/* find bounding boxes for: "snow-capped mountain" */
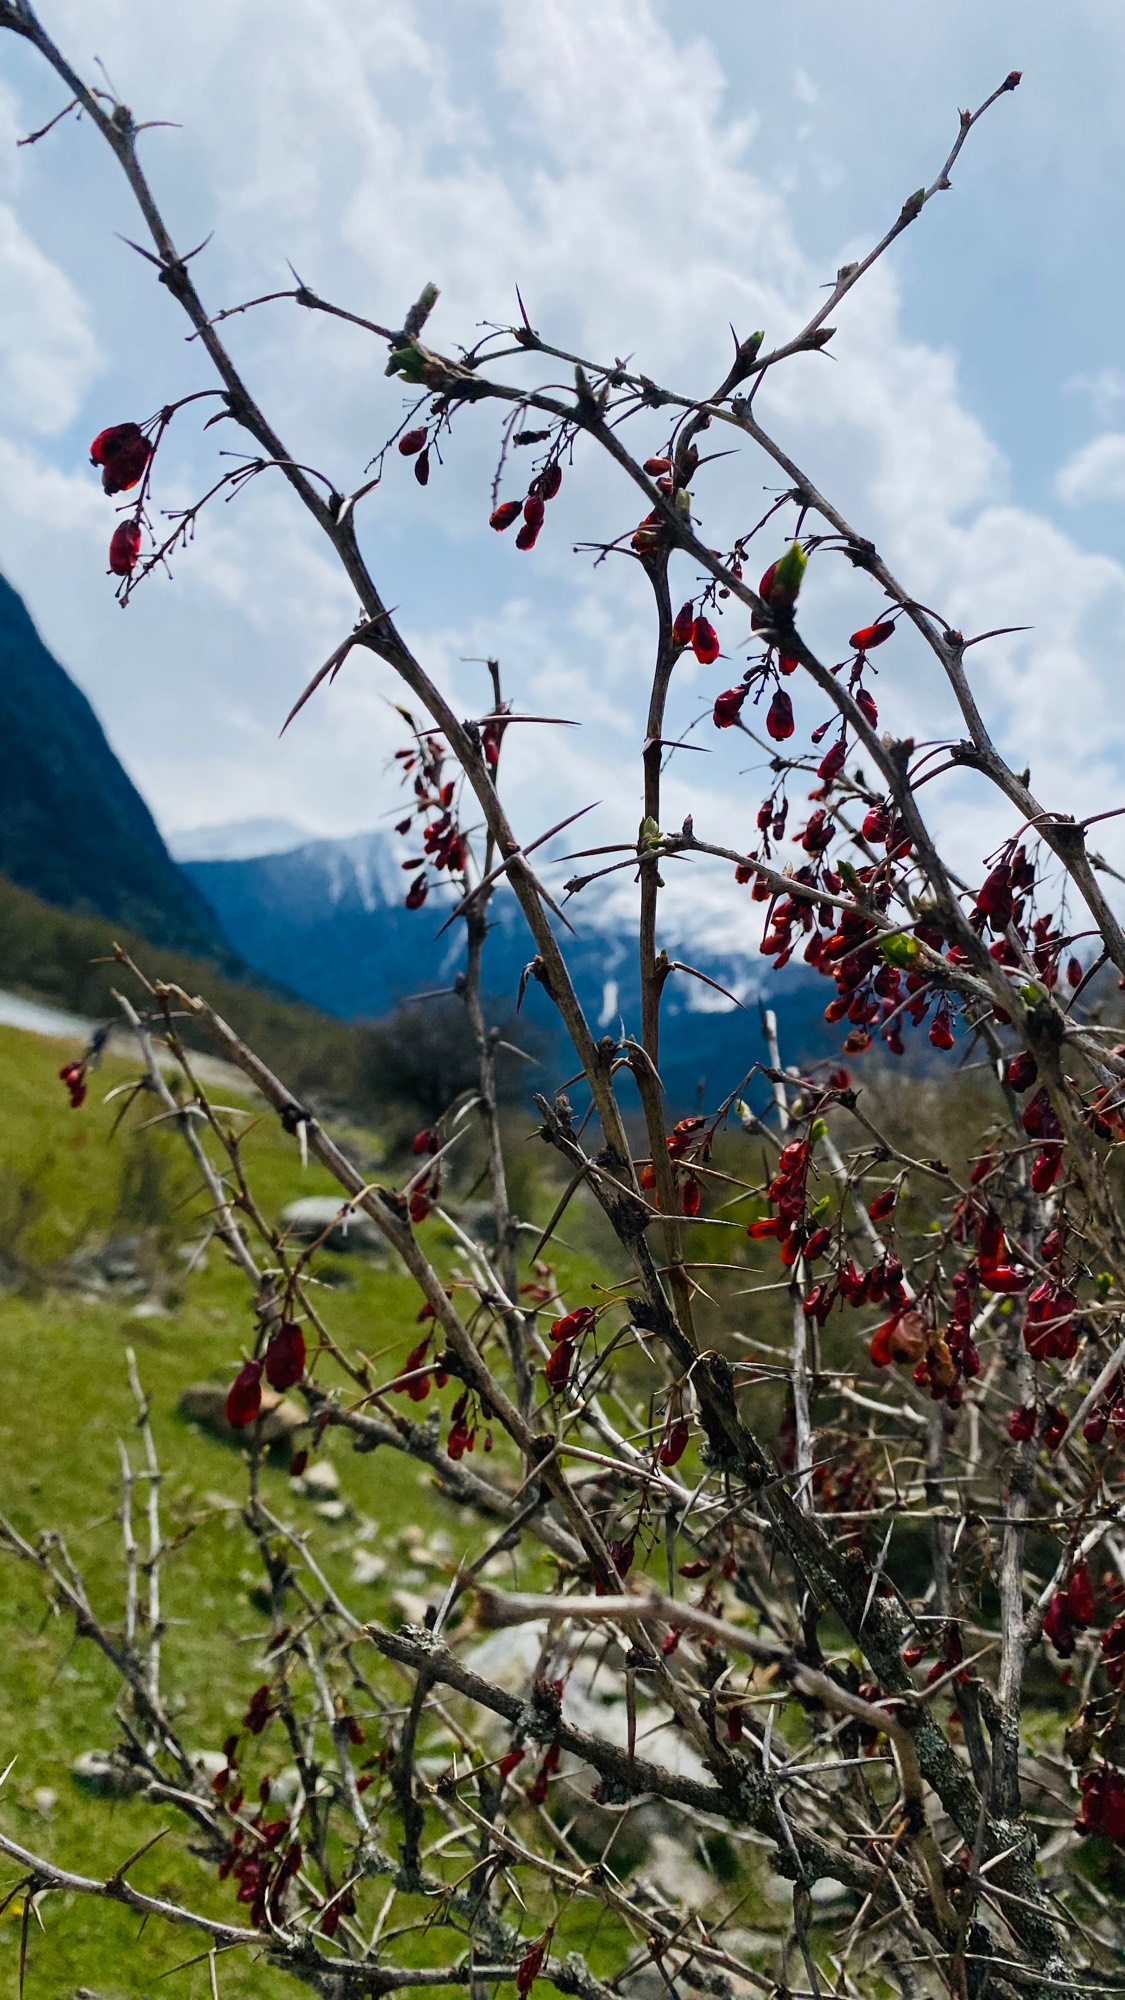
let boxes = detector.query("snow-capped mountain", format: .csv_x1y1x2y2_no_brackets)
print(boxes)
183,827,832,1106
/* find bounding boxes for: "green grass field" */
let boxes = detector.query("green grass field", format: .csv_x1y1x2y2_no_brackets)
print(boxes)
0,1021,612,1997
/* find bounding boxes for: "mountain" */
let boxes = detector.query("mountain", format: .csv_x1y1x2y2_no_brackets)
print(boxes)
0,869,382,1118
184,830,833,1107
0,575,226,957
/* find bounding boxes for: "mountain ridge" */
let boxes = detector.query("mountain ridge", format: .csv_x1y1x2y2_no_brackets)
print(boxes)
0,574,227,957
184,829,833,1106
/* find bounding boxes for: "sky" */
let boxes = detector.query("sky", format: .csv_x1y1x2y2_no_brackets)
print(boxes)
1,0,1124,949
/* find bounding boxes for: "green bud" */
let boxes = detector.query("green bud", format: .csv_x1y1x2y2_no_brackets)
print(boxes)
772,542,807,598
810,1189,831,1215
810,1120,828,1147
638,816,663,852
385,340,430,382
1097,1272,1115,1298
879,932,921,969
673,487,692,514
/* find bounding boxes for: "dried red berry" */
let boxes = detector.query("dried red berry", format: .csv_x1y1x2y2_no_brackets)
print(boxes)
490,501,522,531
549,1307,595,1342
672,602,695,647
1040,1404,1067,1451
712,686,746,729
515,521,540,551
929,1009,955,1052
1005,1050,1037,1092
545,1340,575,1391
1007,1404,1036,1442
691,617,720,665
265,1321,306,1391
58,1059,87,1109
867,1188,897,1221
1031,1146,1062,1193
516,1938,548,1996
849,621,895,652
226,1359,264,1429
817,737,846,783
108,520,142,576
659,1418,690,1466
979,1262,1030,1295
765,689,794,741
1043,1591,1076,1657
1069,1561,1096,1627
414,447,431,486
398,428,427,455
90,422,153,494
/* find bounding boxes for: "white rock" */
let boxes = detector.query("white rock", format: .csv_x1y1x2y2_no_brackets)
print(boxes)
302,1461,340,1497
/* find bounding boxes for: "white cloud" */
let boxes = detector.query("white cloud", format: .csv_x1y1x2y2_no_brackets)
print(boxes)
3,0,1125,951
1064,368,1125,422
1057,432,1125,506
0,206,100,433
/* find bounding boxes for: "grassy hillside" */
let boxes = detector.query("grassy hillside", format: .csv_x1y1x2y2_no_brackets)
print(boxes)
0,869,380,1117
0,1022,602,1996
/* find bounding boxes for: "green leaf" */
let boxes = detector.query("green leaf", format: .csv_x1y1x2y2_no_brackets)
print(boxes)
879,932,921,969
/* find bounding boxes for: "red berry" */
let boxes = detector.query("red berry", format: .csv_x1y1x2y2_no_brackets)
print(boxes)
89,422,153,494
712,687,746,729
849,621,895,652
490,501,522,531
226,1360,264,1429
108,520,142,575
265,1322,306,1391
690,617,720,665
765,690,794,741
672,602,695,646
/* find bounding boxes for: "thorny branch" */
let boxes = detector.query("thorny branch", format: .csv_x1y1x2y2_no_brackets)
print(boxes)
6,10,1125,1995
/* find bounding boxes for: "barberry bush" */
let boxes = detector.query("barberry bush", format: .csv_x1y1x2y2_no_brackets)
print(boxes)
3,6,1125,1995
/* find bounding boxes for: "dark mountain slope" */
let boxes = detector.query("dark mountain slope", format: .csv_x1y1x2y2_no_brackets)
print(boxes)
0,574,225,956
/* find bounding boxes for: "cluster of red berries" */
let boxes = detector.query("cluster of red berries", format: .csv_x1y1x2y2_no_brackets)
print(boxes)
217,1811,301,1928
544,1305,595,1394
58,1057,87,1109
90,422,152,578
1079,1368,1125,1446
638,1113,709,1215
224,1321,307,1429
397,425,433,485
490,461,562,550
395,739,466,912
1077,1765,1125,1844
1043,1561,1096,1657
405,1125,443,1222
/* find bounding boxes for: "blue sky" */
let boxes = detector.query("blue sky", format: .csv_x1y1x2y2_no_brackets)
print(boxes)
1,0,1124,945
